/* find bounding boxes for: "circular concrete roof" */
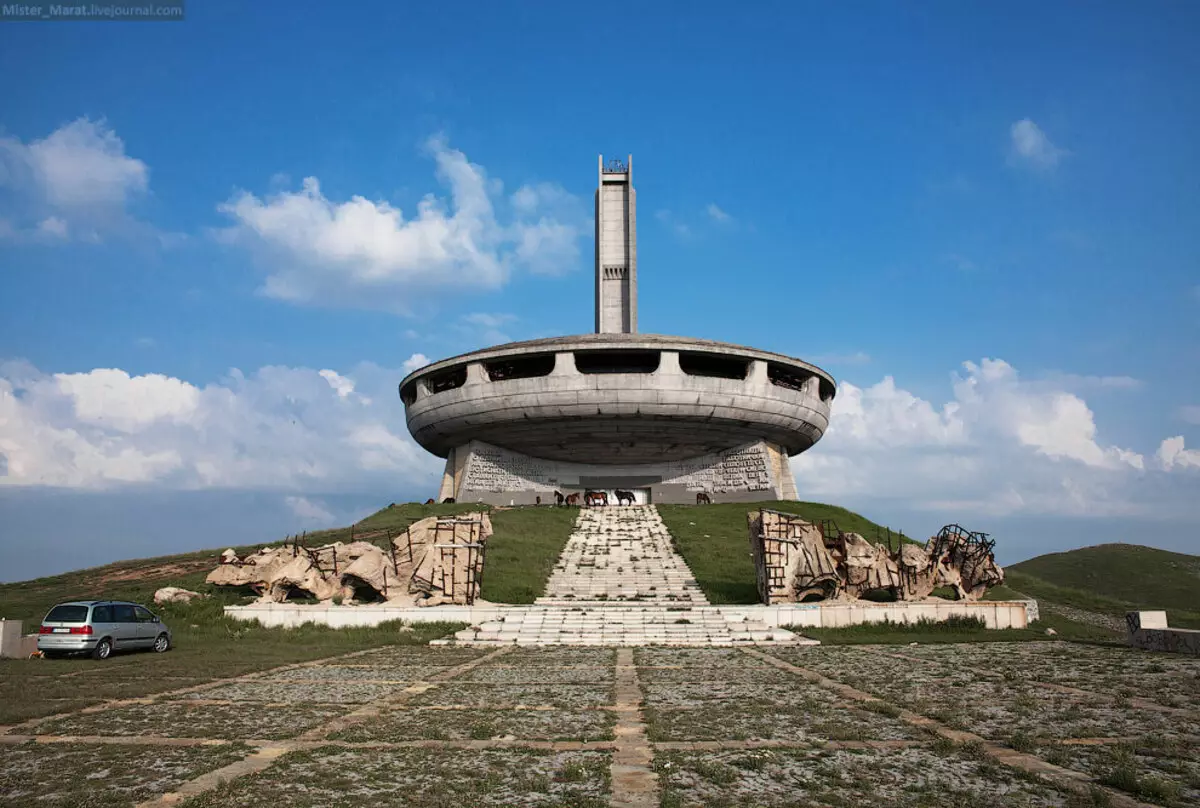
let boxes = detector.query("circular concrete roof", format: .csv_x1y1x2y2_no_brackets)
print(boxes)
400,334,835,464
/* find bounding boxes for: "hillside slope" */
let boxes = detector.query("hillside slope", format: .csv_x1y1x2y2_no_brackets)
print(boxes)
0,499,915,621
0,502,499,626
991,543,1200,634
1010,543,1199,615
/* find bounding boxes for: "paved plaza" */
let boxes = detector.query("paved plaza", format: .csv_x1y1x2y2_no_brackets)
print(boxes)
2,641,1197,807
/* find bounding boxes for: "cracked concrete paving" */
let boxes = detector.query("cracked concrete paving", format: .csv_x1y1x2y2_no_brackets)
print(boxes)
744,648,1162,808
133,645,513,807
863,646,1200,720
610,648,659,808
5,642,1196,807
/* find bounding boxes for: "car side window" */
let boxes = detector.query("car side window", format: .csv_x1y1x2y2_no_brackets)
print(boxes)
135,606,156,623
92,605,112,623
114,605,137,622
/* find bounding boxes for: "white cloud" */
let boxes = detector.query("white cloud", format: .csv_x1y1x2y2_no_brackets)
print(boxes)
318,369,356,399
706,203,731,222
790,358,1188,520
1009,119,1067,170
0,360,440,491
1157,437,1200,470
285,495,335,524
36,216,68,239
401,353,429,374
217,136,587,312
0,118,151,240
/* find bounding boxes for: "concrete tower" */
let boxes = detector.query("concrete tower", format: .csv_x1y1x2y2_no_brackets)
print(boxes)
595,155,637,334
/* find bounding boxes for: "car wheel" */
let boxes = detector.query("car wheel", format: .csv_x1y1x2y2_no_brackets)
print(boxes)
92,638,112,660
153,633,170,653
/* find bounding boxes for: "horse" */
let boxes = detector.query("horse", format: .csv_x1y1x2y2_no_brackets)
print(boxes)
565,493,581,506
585,490,608,507
442,497,456,504
554,490,565,507
424,498,436,505
615,489,636,506
696,492,712,505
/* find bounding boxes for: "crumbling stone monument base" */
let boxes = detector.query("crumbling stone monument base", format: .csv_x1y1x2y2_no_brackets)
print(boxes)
748,509,1004,605
206,513,492,607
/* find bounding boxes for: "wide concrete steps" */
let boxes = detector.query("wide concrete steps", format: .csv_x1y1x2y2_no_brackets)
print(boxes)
535,504,708,606
439,606,815,647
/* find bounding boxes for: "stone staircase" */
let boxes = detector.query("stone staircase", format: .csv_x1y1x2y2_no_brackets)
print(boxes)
535,505,706,606
447,505,812,647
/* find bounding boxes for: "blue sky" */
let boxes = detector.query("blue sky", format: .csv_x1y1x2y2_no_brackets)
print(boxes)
1,2,1198,580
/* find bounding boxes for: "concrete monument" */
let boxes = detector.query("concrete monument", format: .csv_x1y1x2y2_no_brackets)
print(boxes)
400,156,836,505
748,510,1005,604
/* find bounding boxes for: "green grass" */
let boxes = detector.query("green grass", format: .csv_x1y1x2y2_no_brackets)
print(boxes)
793,615,1052,645
480,506,579,603
1009,544,1200,626
657,501,915,604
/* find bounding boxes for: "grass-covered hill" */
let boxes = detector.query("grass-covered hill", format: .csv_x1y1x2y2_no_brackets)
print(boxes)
8,498,1192,642
1010,544,1199,615
0,499,909,625
995,543,1200,632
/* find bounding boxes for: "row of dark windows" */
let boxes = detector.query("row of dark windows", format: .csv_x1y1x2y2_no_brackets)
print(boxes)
400,351,835,403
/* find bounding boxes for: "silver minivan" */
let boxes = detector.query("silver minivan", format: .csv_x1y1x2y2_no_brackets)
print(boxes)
37,600,173,660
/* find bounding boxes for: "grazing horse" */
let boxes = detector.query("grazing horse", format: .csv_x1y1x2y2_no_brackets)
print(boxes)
442,497,456,504
565,493,581,506
585,490,608,507
696,492,712,505
424,498,436,505
615,489,636,506
554,490,565,507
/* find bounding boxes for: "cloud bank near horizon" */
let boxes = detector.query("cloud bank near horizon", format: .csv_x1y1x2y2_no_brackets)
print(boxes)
2,356,1196,525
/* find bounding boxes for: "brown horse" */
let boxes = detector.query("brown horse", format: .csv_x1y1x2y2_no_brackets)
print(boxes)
615,489,636,506
585,490,608,507
424,498,436,505
565,493,581,506
696,492,712,505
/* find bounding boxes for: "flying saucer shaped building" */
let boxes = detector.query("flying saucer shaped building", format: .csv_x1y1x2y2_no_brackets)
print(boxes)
400,156,835,505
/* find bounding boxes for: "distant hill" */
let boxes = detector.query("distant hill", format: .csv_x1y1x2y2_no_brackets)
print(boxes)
1010,543,1200,615
989,543,1200,634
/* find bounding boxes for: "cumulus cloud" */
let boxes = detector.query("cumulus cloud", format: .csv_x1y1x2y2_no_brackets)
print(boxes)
401,353,429,374
1157,437,1200,470
790,358,1194,520
1009,119,1067,169
0,359,439,491
285,495,335,524
217,136,587,312
0,117,151,240
706,203,731,222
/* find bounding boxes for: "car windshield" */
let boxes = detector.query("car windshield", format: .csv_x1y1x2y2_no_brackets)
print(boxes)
45,605,89,623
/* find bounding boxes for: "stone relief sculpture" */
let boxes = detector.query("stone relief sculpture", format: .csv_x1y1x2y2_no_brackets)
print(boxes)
206,513,492,607
748,509,1003,605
